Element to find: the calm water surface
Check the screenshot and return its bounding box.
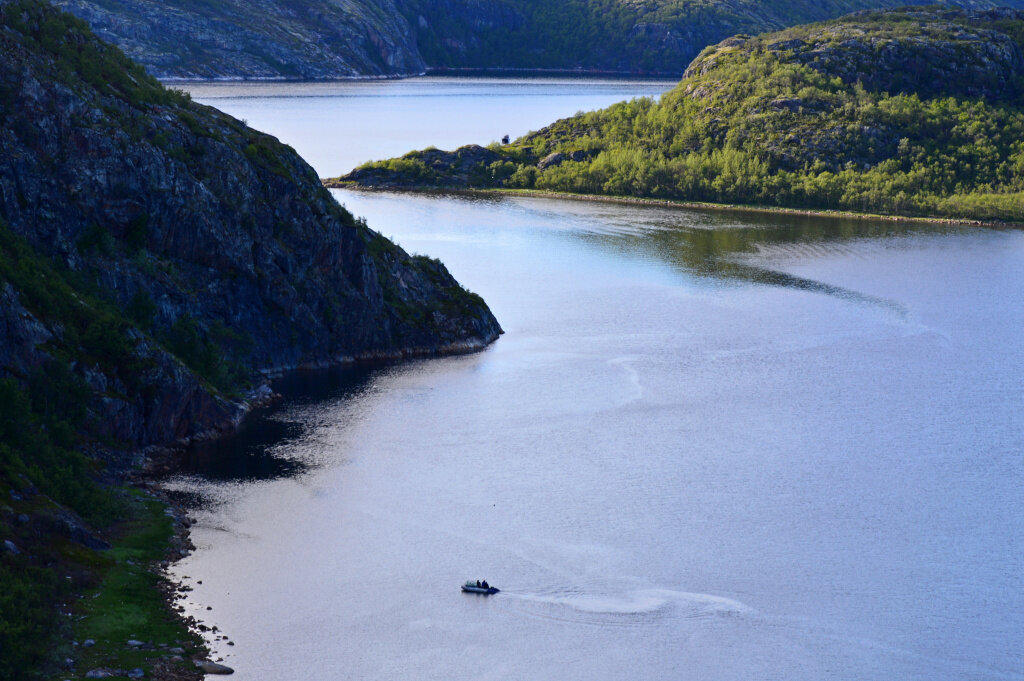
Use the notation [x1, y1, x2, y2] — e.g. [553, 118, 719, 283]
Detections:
[170, 80, 1024, 681]
[180, 77, 675, 177]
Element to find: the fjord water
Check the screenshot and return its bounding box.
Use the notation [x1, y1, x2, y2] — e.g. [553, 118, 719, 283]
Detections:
[171, 80, 1024, 680]
[180, 77, 676, 177]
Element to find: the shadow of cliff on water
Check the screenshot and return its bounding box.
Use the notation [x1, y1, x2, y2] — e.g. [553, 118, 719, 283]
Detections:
[179, 365, 380, 481]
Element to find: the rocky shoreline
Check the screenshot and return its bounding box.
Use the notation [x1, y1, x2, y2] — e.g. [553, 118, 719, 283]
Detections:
[135, 329, 501, 465]
[160, 71, 427, 84]
[129, 331, 500, 679]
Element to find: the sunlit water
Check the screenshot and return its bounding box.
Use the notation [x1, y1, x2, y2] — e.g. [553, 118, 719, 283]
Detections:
[169, 80, 1024, 681]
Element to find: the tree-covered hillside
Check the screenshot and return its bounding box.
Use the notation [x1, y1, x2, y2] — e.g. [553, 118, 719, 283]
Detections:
[338, 7, 1024, 222]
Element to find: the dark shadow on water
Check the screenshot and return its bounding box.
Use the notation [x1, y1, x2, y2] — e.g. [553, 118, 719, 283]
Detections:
[180, 364, 381, 482]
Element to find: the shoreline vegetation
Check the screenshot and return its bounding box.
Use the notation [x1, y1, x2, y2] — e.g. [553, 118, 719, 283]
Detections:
[336, 8, 1024, 226]
[324, 182, 1023, 229]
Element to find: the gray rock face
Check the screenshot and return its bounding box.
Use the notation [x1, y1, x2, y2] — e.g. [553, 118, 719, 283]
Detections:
[193, 659, 234, 674]
[0, 1, 500, 452]
[43, 0, 1024, 80]
[537, 152, 566, 171]
[55, 0, 426, 80]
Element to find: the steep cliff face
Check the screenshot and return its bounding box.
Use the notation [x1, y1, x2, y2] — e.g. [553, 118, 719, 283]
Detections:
[55, 0, 426, 79]
[0, 0, 500, 451]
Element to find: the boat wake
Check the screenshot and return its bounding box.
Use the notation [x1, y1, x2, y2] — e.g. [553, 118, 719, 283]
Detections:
[503, 587, 752, 627]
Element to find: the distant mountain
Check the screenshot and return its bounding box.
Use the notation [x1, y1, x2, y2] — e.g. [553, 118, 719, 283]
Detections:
[53, 0, 427, 79]
[56, 0, 1024, 80]
[336, 7, 1024, 222]
[0, 1, 498, 675]
[401, 0, 1024, 75]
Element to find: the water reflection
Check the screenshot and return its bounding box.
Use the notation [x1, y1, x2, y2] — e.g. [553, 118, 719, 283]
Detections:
[565, 203, 971, 312]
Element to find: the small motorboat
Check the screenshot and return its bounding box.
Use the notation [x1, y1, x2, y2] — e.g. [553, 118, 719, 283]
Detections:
[462, 580, 499, 595]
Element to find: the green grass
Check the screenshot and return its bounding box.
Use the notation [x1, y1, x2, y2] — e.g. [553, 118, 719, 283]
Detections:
[70, 494, 204, 679]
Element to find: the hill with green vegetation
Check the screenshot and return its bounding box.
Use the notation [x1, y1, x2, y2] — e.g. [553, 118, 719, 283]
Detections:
[336, 7, 1024, 222]
[57, 0, 1024, 79]
[0, 1, 498, 678]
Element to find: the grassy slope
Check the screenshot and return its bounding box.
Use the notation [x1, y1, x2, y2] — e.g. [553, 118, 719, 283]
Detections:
[343, 8, 1024, 223]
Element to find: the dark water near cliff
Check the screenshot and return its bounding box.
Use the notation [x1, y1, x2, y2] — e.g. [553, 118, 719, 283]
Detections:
[171, 80, 1024, 681]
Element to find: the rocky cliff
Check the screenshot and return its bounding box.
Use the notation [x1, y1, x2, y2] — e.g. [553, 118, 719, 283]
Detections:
[54, 0, 426, 79]
[54, 0, 1024, 80]
[0, 3, 499, 677]
[0, 0, 500, 452]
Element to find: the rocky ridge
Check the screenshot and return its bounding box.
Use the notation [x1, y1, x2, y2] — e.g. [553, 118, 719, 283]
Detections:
[54, 0, 1024, 80]
[55, 0, 426, 80]
[683, 6, 1024, 100]
[0, 3, 499, 675]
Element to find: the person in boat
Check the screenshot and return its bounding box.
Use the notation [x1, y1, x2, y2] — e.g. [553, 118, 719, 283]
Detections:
[482, 580, 489, 589]
[476, 580, 481, 588]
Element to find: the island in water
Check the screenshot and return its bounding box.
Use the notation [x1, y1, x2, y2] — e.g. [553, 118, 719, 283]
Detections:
[332, 7, 1024, 223]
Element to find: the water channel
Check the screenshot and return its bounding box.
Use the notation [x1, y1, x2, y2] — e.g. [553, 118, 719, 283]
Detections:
[169, 78, 1024, 681]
